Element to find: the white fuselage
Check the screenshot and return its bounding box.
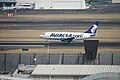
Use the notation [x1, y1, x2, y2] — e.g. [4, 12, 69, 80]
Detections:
[40, 32, 95, 40]
[2, 6, 16, 10]
[40, 21, 98, 42]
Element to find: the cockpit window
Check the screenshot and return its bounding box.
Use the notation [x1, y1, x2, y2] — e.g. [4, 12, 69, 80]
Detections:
[42, 34, 45, 35]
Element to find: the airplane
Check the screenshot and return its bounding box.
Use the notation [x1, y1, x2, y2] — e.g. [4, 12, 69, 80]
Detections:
[2, 4, 16, 10]
[40, 21, 99, 42]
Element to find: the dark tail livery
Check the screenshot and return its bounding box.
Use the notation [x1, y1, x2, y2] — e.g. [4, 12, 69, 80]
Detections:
[84, 21, 99, 34]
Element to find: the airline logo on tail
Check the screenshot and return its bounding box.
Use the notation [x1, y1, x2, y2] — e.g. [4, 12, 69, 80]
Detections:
[40, 21, 99, 42]
[84, 21, 99, 34]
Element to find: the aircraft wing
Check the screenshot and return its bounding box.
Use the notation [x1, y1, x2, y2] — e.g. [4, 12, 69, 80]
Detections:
[60, 37, 75, 42]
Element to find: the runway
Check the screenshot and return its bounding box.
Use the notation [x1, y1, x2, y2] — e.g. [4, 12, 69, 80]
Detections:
[0, 17, 119, 49]
[0, 42, 119, 49]
[0, 20, 120, 30]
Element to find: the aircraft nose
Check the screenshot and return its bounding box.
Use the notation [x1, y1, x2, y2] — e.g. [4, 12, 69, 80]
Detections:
[40, 34, 44, 38]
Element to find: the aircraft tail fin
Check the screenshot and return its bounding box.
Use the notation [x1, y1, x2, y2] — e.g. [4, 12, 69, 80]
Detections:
[84, 21, 99, 34]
